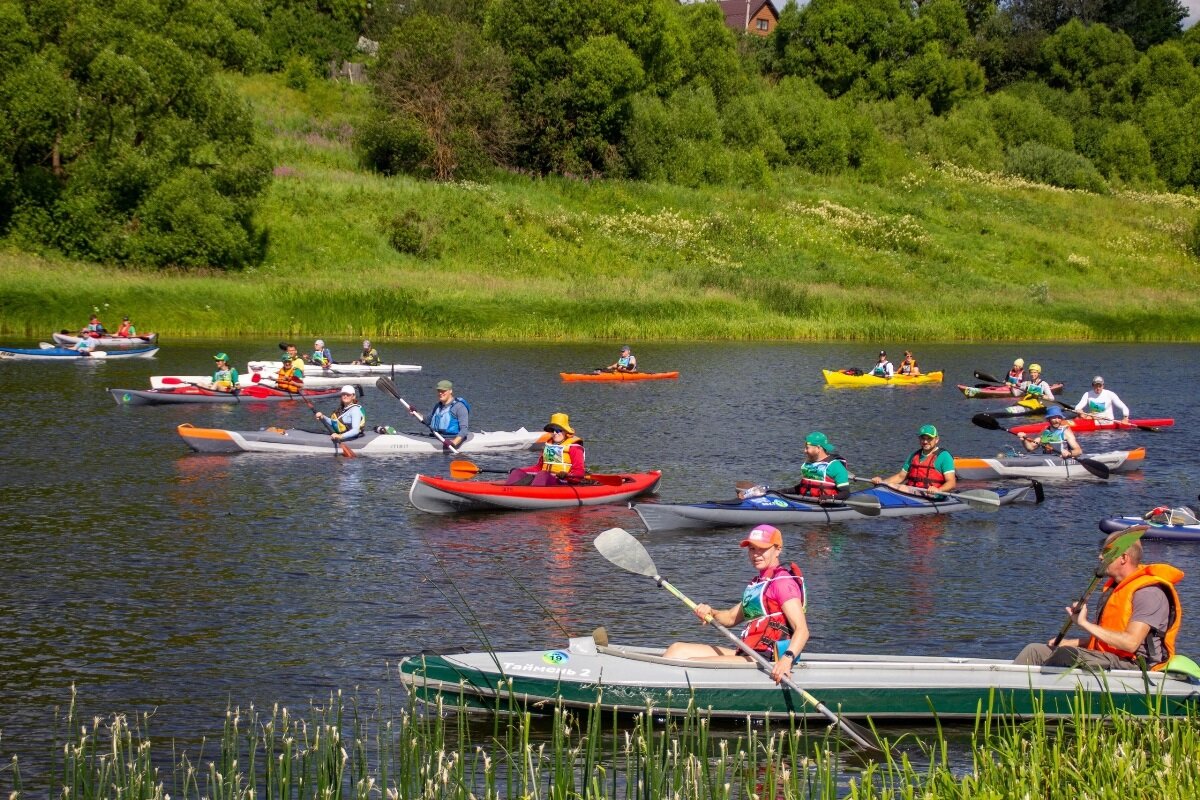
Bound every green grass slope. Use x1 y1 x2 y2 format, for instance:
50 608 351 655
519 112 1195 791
2 74 1198 341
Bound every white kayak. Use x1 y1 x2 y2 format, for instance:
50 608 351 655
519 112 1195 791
246 360 421 376
953 448 1145 480
151 374 379 390
52 331 159 347
177 424 547 455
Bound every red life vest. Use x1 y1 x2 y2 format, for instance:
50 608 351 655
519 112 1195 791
794 457 844 499
1088 564 1184 669
905 447 946 489
740 563 806 659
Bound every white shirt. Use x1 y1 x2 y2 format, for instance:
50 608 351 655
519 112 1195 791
1075 388 1129 420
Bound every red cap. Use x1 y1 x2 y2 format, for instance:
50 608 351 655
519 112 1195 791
740 524 783 549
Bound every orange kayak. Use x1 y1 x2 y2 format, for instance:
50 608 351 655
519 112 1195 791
561 371 679 382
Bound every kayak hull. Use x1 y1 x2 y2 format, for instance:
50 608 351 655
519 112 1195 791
1009 418 1174 436
247 360 421 375
151 374 378 390
822 370 943 387
560 371 679 382
53 332 159 347
398 633 1199 721
177 424 547 455
957 382 1063 399
953 448 1145 480
111 386 342 406
409 470 662 513
634 485 1031 531
0 346 159 360
1099 515 1200 542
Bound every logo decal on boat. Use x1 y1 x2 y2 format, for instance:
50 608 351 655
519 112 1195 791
542 649 569 666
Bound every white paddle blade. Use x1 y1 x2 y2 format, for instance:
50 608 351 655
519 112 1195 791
88 350 108 358
958 489 1001 511
593 528 658 577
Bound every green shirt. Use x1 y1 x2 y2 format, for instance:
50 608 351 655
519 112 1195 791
898 450 955 478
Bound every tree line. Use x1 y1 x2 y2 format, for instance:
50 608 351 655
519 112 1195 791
1 0 1196 269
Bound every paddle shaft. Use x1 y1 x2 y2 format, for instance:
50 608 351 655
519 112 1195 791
651 573 880 752
375 377 459 453
732 481 881 516
280 384 355 458
848 476 1000 508
1050 526 1146 648
450 459 626 486
1052 572 1104 648
970 414 1109 479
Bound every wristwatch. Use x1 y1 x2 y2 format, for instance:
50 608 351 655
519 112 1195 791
783 650 799 660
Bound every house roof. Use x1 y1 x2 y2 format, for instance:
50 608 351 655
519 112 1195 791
717 0 780 29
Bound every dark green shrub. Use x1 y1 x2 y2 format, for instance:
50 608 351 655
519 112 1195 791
1187 215 1200 260
382 210 441 258
356 114 435 177
283 53 313 90
1003 142 1108 193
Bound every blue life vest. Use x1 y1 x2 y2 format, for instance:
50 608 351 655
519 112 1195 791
618 355 633 368
429 397 469 435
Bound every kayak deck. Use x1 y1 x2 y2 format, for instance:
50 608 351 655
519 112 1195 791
560 371 679 382
410 471 662 513
822 370 943 387
954 448 1146 480
177 424 547 455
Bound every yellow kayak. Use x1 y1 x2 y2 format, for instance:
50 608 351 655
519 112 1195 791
822 369 944 387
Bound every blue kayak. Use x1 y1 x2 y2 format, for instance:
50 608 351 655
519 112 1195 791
1100 511 1200 542
0 345 159 360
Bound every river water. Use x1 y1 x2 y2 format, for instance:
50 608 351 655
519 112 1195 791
0 339 1197 776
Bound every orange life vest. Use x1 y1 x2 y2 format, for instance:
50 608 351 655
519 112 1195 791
276 362 304 393
1088 563 1184 669
905 448 946 489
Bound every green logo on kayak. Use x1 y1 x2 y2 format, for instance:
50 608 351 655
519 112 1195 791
122 393 131 403
542 649 569 666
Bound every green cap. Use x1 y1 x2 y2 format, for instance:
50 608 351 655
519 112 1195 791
805 431 832 450
213 352 229 361
436 379 453 391
918 424 938 437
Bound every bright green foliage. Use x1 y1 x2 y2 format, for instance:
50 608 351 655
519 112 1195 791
987 91 1076 150
1004 141 1108 192
1040 20 1138 103
260 1 359 71
676 3 746 106
1137 93 1197 186
0 0 272 268
1092 121 1156 183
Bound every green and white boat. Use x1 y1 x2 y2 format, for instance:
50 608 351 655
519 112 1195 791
398 631 1200 721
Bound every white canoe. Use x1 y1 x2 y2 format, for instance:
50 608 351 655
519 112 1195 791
52 331 159 347
953 448 1146 480
246 360 421 376
177 424 547 455
151 374 379 390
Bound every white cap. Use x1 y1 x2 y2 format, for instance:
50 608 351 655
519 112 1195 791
1092 376 1104 384
340 385 357 395
315 339 325 347
362 339 371 347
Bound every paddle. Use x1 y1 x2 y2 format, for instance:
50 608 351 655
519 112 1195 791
593 528 885 754
975 371 1156 432
970 413 1110 479
732 481 882 516
450 459 627 486
160 376 241 402
847 476 1001 511
277 382 356 458
1051 526 1146 648
375 376 460 453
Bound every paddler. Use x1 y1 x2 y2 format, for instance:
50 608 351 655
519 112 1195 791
661 524 809 684
509 413 585 485
792 432 851 502
409 380 468 451
314 386 366 442
1073 376 1130 423
353 339 381 366
871 424 957 495
275 345 305 393
1014 530 1183 670
81 314 106 335
210 352 240 393
1005 358 1025 387
605 344 637 372
115 316 136 337
897 350 920 376
1016 406 1082 458
311 339 334 367
72 335 97 353
1018 363 1055 401
869 350 894 378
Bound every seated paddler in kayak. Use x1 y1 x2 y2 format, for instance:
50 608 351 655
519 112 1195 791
81 314 106 335
73 335 97 353
897 350 920 376
275 346 305 393
210 352 240 392
661 525 809 684
603 345 637 373
1017 363 1055 401
314 386 366 442
115 316 136 337
1005 358 1025 388
1014 530 1184 670
406 380 469 450
871 424 957 498
792 432 851 503
1016 406 1082 458
869 350 894 378
353 339 381 366
310 339 334 367
506 413 585 486
1073 376 1130 423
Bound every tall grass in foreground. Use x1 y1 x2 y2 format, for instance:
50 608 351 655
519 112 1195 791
9 685 1200 800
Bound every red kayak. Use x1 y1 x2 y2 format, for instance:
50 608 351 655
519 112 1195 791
1008 417 1175 435
409 470 662 513
958 383 1064 399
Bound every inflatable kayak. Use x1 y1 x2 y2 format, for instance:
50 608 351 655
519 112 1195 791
247 360 421 376
954 448 1145 480
1009 417 1174 435
979 398 1049 418
1100 513 1200 542
958 382 1063 399
110 385 342 406
822 370 943 387
150 374 377 390
560 371 679 382
634 484 1034 532
0 345 159 360
409 470 662 513
178 424 547 455
52 331 159 347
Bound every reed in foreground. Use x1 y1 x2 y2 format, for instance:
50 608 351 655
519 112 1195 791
9 685 1200 799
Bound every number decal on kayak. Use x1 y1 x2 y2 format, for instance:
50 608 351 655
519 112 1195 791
542 649 569 666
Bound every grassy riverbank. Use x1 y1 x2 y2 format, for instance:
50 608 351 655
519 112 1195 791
14 689 1200 799
3 74 1199 342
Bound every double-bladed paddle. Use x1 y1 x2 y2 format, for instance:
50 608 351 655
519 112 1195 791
1051 526 1146 648
274 382 356 458
732 481 882 516
376 377 460 453
974 371 1159 432
451 459 627 486
593 527 885 755
970 413 1110 478
158 376 241 402
846 476 1002 511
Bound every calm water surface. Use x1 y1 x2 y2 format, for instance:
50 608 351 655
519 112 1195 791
1 339 1198 772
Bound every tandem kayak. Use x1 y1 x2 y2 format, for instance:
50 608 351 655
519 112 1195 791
0 345 159 360
110 386 343 406
150 374 378 390
953 448 1145 480
247 360 421 375
177 424 548 455
957 382 1063 399
978 398 1049 418
398 630 1200 721
52 331 159 347
409 470 662 513
822 370 943 387
1100 513 1200 542
1009 417 1174 436
633 484 1034 531
560 371 679 382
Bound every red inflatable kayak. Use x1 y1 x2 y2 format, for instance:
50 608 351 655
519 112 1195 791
1008 417 1175 435
409 470 662 513
561 371 679 382
957 383 1064 399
